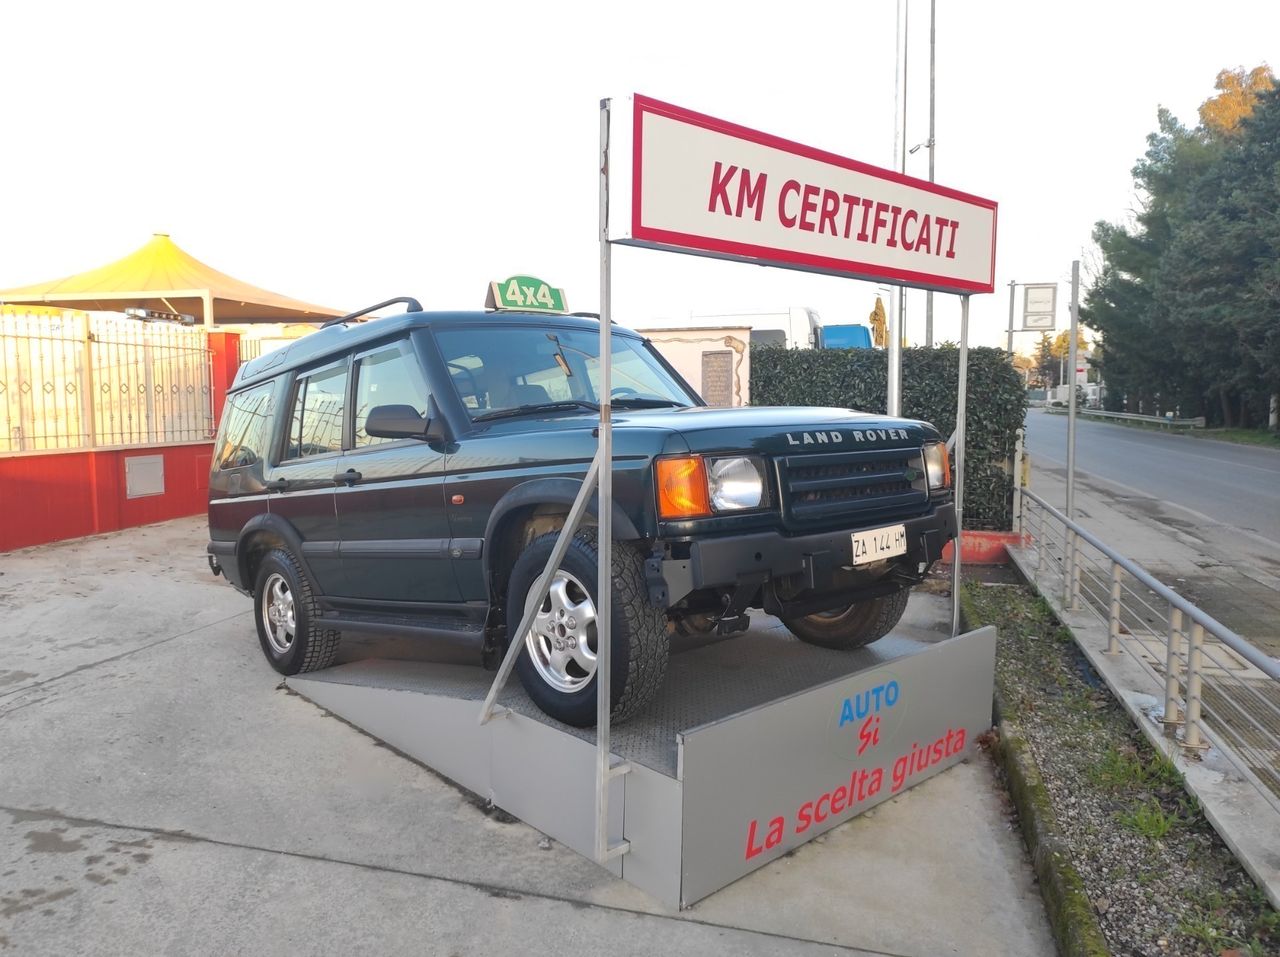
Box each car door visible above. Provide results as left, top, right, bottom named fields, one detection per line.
left=331, top=337, right=459, bottom=603
left=264, top=359, right=347, bottom=594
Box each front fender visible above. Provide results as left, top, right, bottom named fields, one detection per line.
left=483, top=477, right=643, bottom=551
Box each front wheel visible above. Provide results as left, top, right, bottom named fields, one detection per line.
left=781, top=589, right=910, bottom=650
left=507, top=528, right=668, bottom=727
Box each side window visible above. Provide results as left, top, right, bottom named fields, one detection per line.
left=215, top=382, right=276, bottom=470
left=285, top=363, right=347, bottom=459
left=353, top=343, right=429, bottom=447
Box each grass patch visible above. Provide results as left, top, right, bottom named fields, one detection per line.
left=1088, top=745, right=1182, bottom=792
left=1188, top=427, right=1280, bottom=449
left=964, top=578, right=1278, bottom=956
left=1119, top=799, right=1179, bottom=840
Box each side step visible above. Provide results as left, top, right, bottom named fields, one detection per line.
left=318, top=610, right=485, bottom=643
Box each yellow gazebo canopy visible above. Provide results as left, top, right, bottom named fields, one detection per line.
left=0, top=233, right=345, bottom=325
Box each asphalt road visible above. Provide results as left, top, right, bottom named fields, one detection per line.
left=1023, top=409, right=1280, bottom=545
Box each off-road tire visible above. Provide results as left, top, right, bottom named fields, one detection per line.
left=507, top=528, right=668, bottom=727
left=781, top=589, right=910, bottom=650
left=253, top=548, right=342, bottom=675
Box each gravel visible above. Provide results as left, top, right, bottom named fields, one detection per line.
left=966, top=578, right=1278, bottom=957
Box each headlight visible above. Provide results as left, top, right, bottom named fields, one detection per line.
left=707, top=456, right=765, bottom=511
left=922, top=442, right=951, bottom=490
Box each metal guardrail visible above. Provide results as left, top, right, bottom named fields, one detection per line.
left=1043, top=406, right=1205, bottom=429
left=1015, top=487, right=1280, bottom=812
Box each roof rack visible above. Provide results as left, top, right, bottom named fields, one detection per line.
left=321, top=296, right=423, bottom=329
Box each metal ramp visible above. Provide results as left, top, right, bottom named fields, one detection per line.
left=289, top=624, right=996, bottom=907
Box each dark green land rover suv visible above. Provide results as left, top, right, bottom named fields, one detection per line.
left=207, top=300, right=956, bottom=727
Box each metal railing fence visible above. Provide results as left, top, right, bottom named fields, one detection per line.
left=1016, top=486, right=1280, bottom=812
left=0, top=309, right=213, bottom=453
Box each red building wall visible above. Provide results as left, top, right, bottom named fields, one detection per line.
left=0, top=443, right=214, bottom=551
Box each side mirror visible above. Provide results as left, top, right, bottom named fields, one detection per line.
left=424, top=396, right=450, bottom=444
left=366, top=404, right=429, bottom=440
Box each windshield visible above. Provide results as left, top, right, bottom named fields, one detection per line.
left=434, top=325, right=696, bottom=417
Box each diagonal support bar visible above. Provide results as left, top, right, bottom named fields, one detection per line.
left=476, top=451, right=601, bottom=725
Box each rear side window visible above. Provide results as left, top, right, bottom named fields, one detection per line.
left=215, top=382, right=276, bottom=470
left=285, top=363, right=347, bottom=459
left=353, top=343, right=429, bottom=447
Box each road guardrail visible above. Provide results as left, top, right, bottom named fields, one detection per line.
left=1015, top=486, right=1280, bottom=815
left=1042, top=407, right=1206, bottom=429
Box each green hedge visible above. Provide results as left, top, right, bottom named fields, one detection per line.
left=750, top=346, right=1027, bottom=530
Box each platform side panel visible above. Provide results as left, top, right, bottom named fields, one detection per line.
left=618, top=762, right=683, bottom=907
left=679, top=627, right=996, bottom=906
left=491, top=714, right=624, bottom=877
left=288, top=680, right=494, bottom=798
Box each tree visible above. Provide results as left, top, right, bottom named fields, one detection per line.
left=1033, top=332, right=1056, bottom=388
left=1049, top=329, right=1088, bottom=359
left=1198, top=66, right=1275, bottom=138
left=1158, top=83, right=1280, bottom=426
left=1083, top=66, right=1278, bottom=423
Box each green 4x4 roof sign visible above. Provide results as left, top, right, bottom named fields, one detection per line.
left=486, top=276, right=568, bottom=313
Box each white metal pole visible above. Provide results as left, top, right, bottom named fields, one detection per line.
left=1065, top=260, right=1080, bottom=609
left=950, top=294, right=969, bottom=636
left=595, top=97, right=616, bottom=863
left=1005, top=280, right=1016, bottom=355
left=887, top=0, right=905, bottom=416
left=924, top=0, right=936, bottom=348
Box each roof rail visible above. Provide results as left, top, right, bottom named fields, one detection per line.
left=569, top=311, right=601, bottom=319
left=321, top=296, right=423, bottom=329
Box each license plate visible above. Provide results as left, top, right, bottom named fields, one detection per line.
left=851, top=524, right=908, bottom=565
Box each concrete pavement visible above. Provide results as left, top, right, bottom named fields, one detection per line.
left=0, top=517, right=1054, bottom=956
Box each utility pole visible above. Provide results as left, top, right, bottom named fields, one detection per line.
left=924, top=0, right=936, bottom=347
left=888, top=0, right=907, bottom=414
left=1005, top=280, right=1016, bottom=355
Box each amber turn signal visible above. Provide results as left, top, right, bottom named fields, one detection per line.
left=656, top=456, right=711, bottom=519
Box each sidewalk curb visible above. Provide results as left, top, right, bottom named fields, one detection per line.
left=959, top=589, right=1110, bottom=957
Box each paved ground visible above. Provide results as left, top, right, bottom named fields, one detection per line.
left=1025, top=410, right=1280, bottom=658
left=0, top=517, right=1054, bottom=956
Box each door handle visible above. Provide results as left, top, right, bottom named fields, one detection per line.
left=334, top=469, right=362, bottom=486
left=266, top=478, right=290, bottom=492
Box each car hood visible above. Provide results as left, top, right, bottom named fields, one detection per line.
left=617, top=405, right=942, bottom=457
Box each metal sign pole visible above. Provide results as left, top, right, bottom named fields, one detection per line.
left=594, top=97, right=619, bottom=863
left=950, top=293, right=970, bottom=636
left=1005, top=280, right=1016, bottom=355
left=1065, top=260, right=1080, bottom=608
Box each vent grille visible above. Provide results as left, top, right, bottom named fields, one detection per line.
left=777, top=448, right=928, bottom=525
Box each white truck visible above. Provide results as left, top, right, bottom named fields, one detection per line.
left=680, top=307, right=821, bottom=349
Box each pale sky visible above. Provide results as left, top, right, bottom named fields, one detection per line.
left=1, top=0, right=1275, bottom=352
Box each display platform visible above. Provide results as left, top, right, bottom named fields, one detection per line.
left=288, top=622, right=996, bottom=907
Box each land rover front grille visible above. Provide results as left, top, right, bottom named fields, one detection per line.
left=777, top=448, right=929, bottom=526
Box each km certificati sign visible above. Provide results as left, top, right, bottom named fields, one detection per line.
left=610, top=95, right=998, bottom=295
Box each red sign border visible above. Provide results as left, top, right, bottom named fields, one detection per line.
left=628, top=94, right=998, bottom=295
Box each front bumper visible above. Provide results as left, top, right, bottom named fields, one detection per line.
left=657, top=503, right=957, bottom=605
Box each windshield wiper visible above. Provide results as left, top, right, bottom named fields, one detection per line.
left=610, top=397, right=690, bottom=408
left=472, top=399, right=601, bottom=422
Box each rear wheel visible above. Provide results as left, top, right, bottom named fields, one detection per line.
left=253, top=548, right=342, bottom=674
left=781, top=589, right=910, bottom=650
left=508, top=528, right=668, bottom=727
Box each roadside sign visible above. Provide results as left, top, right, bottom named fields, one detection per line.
left=608, top=95, right=998, bottom=295
left=486, top=276, right=568, bottom=313
left=1022, top=283, right=1056, bottom=330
